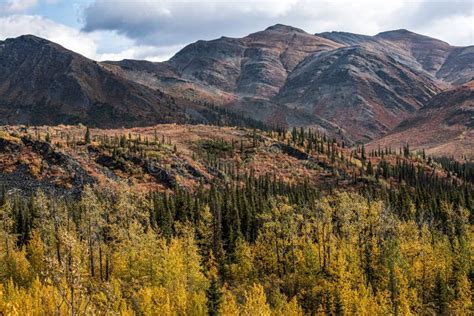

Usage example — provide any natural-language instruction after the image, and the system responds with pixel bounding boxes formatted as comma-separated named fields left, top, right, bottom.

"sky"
left=0, top=0, right=473, bottom=61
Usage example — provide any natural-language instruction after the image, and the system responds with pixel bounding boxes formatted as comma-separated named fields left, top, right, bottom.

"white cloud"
left=0, top=15, right=183, bottom=62
left=0, top=15, right=99, bottom=58
left=2, top=0, right=38, bottom=13
left=97, top=44, right=185, bottom=62
left=82, top=0, right=311, bottom=45
left=1, top=0, right=472, bottom=64
left=82, top=0, right=473, bottom=47
left=417, top=15, right=474, bottom=47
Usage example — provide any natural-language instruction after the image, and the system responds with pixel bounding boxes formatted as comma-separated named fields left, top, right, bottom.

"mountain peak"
left=265, top=24, right=306, bottom=34
left=4, top=34, right=68, bottom=50
left=3, top=34, right=87, bottom=60
left=8, top=34, right=50, bottom=44
left=375, top=29, right=449, bottom=45
left=378, top=28, right=412, bottom=35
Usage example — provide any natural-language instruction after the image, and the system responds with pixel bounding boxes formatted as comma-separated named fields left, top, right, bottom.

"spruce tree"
left=367, top=161, right=374, bottom=175
left=85, top=127, right=91, bottom=144
left=206, top=277, right=222, bottom=316
left=434, top=272, right=449, bottom=315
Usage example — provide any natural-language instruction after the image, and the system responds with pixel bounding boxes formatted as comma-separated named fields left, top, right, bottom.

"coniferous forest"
left=0, top=125, right=472, bottom=315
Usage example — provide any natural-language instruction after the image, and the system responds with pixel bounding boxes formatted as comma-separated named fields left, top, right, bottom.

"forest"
left=0, top=126, right=472, bottom=315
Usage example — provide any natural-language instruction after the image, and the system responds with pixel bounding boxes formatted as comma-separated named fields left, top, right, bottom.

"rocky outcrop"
left=0, top=135, right=95, bottom=196
left=276, top=46, right=440, bottom=140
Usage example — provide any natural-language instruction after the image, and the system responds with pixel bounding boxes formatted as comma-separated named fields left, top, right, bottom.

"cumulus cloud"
left=416, top=15, right=474, bottom=47
left=399, top=0, right=474, bottom=46
left=0, top=15, right=99, bottom=58
left=0, top=15, right=183, bottom=62
left=403, top=0, right=473, bottom=27
left=82, top=0, right=473, bottom=50
left=83, top=0, right=301, bottom=46
left=97, top=44, right=185, bottom=62
left=2, top=0, right=38, bottom=13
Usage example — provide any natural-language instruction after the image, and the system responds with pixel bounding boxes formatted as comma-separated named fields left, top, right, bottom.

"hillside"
left=0, top=124, right=357, bottom=195
left=107, top=26, right=473, bottom=142
left=368, top=81, right=474, bottom=158
left=0, top=123, right=470, bottom=197
left=0, top=35, right=265, bottom=129
left=0, top=123, right=472, bottom=314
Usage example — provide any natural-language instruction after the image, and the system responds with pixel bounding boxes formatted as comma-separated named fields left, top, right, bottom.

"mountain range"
left=0, top=24, right=473, bottom=155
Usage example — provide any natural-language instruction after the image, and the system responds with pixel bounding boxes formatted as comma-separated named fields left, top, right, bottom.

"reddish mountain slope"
left=0, top=26, right=472, bottom=147
left=108, top=26, right=474, bottom=142
left=0, top=35, right=188, bottom=127
left=368, top=81, right=474, bottom=157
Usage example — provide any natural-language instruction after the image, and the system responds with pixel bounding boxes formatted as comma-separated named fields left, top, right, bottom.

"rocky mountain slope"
left=0, top=26, right=473, bottom=146
left=0, top=35, right=263, bottom=129
left=108, top=26, right=473, bottom=142
left=104, top=25, right=349, bottom=138
left=320, top=29, right=474, bottom=85
left=275, top=46, right=440, bottom=140
left=0, top=35, right=192, bottom=127
left=106, top=25, right=342, bottom=101
left=368, top=81, right=474, bottom=157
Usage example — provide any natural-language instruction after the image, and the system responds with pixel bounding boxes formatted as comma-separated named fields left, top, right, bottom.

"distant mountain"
left=1, top=25, right=473, bottom=148
left=375, top=29, right=452, bottom=74
left=104, top=24, right=348, bottom=138
left=275, top=46, right=440, bottom=140
left=0, top=35, right=191, bottom=127
left=368, top=81, right=474, bottom=157
left=108, top=25, right=473, bottom=142
left=320, top=29, right=474, bottom=85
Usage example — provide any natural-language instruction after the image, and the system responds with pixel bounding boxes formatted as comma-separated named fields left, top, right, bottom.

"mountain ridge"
left=107, top=25, right=471, bottom=141
left=0, top=34, right=189, bottom=127
left=368, top=81, right=474, bottom=157
left=0, top=26, right=473, bottom=152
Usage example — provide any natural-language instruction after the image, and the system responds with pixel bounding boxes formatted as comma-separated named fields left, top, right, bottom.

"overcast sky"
left=0, top=0, right=473, bottom=61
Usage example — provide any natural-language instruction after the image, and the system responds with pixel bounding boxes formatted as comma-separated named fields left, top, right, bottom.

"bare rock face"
left=1, top=25, right=473, bottom=147
left=368, top=81, right=474, bottom=157
left=0, top=35, right=187, bottom=127
left=276, top=46, right=441, bottom=140
left=107, top=25, right=472, bottom=143
left=166, top=24, right=342, bottom=98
